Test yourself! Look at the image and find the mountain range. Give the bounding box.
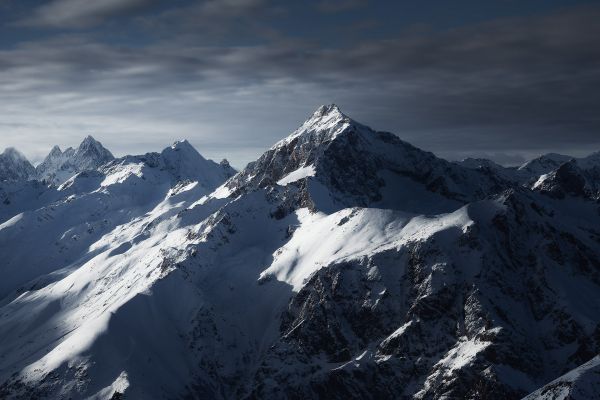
[0,105,599,399]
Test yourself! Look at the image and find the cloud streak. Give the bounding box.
[20,0,155,28]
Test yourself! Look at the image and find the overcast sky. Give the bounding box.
[1,0,599,168]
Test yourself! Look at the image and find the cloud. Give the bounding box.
[20,0,155,28]
[1,4,599,166]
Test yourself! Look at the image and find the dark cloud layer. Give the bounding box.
[0,1,598,166]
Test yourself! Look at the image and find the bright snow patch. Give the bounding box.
[277,165,316,186]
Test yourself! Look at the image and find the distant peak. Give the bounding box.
[49,145,62,156]
[82,135,97,143]
[172,139,190,147]
[170,140,198,153]
[2,147,27,161]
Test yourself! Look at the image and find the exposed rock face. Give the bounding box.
[247,188,600,399]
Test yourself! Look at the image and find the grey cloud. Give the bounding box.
[19,0,155,28]
[135,0,276,40]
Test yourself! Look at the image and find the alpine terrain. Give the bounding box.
[0,105,599,399]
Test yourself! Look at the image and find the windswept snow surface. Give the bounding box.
[1,106,600,399]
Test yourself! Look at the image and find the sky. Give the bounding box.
[0,0,599,168]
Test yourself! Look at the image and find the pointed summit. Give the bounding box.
[2,147,28,162]
[312,104,345,119]
[78,135,106,152]
[169,139,198,153]
[0,147,36,181]
[159,139,236,189]
[72,135,114,171]
[48,145,62,157]
[274,104,355,150]
[301,104,349,131]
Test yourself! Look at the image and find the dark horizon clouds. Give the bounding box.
[0,0,599,167]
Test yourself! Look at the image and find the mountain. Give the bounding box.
[225,104,509,214]
[0,106,599,399]
[36,136,114,185]
[0,147,36,182]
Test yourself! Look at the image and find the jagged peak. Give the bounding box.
[75,135,113,158]
[78,135,103,150]
[81,134,98,144]
[50,145,62,153]
[274,104,356,149]
[312,104,344,118]
[46,145,63,159]
[303,104,349,128]
[162,140,211,165]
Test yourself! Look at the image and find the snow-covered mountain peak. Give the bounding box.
[167,139,200,154]
[225,106,512,214]
[79,134,101,148]
[158,139,236,189]
[276,104,355,148]
[162,139,206,162]
[0,147,36,182]
[301,103,349,130]
[47,145,62,158]
[73,135,114,167]
[311,103,345,120]
[37,136,115,185]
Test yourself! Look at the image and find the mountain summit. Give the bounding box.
[226,104,508,213]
